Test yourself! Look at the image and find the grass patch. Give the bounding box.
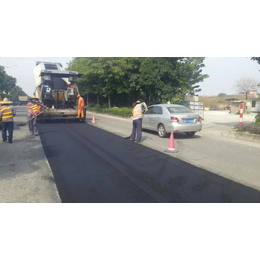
[255,113,260,125]
[87,105,132,118]
[235,124,260,135]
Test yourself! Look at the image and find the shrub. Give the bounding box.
[111,107,120,115]
[236,124,260,135]
[255,113,260,125]
[102,104,109,109]
[87,106,132,118]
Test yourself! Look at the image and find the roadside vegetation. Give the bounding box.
[199,96,228,109]
[0,66,28,101]
[235,113,260,135]
[67,58,209,108]
[199,94,250,110]
[87,105,132,118]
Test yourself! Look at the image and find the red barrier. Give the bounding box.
[92,114,96,124]
[239,103,243,126]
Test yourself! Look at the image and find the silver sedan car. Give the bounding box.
[142,104,202,138]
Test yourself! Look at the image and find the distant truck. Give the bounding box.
[19,96,28,105]
[34,61,85,122]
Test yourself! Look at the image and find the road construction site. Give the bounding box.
[41,108,260,202]
[84,111,260,189]
[1,106,260,202]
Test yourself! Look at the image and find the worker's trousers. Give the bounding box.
[78,108,84,117]
[2,121,14,143]
[131,118,142,142]
[28,115,38,134]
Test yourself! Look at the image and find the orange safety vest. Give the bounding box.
[0,106,14,122]
[30,103,41,114]
[132,105,143,119]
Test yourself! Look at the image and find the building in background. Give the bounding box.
[250,98,260,113]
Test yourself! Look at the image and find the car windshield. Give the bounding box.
[167,106,192,113]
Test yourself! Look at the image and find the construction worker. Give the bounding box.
[0,98,16,143]
[131,100,148,143]
[26,96,48,136]
[77,94,84,118]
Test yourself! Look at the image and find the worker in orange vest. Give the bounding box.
[26,96,48,136]
[77,94,85,118]
[0,98,16,143]
[131,100,148,143]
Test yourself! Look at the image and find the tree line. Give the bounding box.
[0,66,28,102]
[67,57,209,108]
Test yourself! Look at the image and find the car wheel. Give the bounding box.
[158,124,167,138]
[185,132,196,137]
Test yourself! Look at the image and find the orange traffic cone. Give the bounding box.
[92,114,96,124]
[164,132,178,153]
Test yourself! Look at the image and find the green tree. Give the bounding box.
[9,85,28,102]
[96,57,129,108]
[68,58,101,104]
[124,57,144,100]
[138,57,208,104]
[68,57,208,107]
[68,57,129,108]
[0,66,17,94]
[218,93,227,97]
[251,57,260,64]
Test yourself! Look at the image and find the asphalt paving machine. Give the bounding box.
[34,61,85,122]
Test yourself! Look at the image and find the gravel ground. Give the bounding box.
[0,106,61,203]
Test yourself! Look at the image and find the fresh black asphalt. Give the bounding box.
[38,121,260,203]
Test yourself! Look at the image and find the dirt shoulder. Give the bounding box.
[198,111,260,143]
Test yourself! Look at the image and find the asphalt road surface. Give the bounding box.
[86,112,260,191]
[39,121,260,203]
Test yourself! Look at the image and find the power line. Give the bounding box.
[0,65,17,69]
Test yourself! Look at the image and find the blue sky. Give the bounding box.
[199,57,260,96]
[1,57,260,96]
[0,57,72,96]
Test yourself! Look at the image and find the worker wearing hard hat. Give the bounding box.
[26,96,48,136]
[131,100,148,143]
[0,98,16,143]
[77,94,85,118]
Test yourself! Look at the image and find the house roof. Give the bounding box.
[230,100,244,103]
[249,98,260,101]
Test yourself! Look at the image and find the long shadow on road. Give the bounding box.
[38,122,260,203]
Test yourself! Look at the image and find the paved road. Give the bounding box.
[86,112,260,191]
[38,120,260,202]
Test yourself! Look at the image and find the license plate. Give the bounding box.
[184,120,193,123]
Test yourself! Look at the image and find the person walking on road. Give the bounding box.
[26,96,48,136]
[77,94,85,118]
[0,98,16,143]
[131,100,148,143]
